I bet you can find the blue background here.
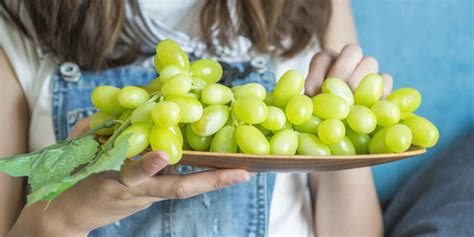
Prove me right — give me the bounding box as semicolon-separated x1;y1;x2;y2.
352;0;474;204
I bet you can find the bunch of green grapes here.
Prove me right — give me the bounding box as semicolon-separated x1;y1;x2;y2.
89;39;439;164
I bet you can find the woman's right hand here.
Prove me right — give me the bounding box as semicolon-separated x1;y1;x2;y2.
8;120;252;237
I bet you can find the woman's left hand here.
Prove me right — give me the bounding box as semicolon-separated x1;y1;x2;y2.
305;44;393;97
305;44;387;236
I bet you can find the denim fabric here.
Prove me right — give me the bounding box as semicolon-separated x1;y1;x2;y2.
384;130;474;237
51;57;277;237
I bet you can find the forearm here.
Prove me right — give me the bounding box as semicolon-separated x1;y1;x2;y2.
0;175;25;235
0;46;30;235
323;0;358;51
8;203;86;237
310;168;382;236
311;1;382;234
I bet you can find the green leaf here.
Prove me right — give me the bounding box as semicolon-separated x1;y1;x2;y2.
26;134;131;205
0;151;41;177
29;136;99;191
0;136;97;178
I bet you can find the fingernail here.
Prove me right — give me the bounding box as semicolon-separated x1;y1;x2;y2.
233;173;250;183
249;172;257;177
151;152;168;166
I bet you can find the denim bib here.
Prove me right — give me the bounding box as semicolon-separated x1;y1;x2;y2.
51;57;277;237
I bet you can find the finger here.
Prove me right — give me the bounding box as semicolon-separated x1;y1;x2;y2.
68;118;91;139
347;56;379;91
119;151;169;187
136;169;250;199
327;44;363;81
305;49;337;96
381;73;393;99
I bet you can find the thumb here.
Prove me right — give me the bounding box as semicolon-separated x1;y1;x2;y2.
119;151;169;187
68;118;91;139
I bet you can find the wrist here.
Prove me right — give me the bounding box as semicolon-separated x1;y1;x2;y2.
8;204;87;237
312;167;374;186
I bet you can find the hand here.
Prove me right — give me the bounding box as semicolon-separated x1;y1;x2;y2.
305;45;385;235
9;119;251;237
305;44;393;97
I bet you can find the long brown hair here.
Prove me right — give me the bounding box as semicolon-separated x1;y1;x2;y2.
1;0;331;71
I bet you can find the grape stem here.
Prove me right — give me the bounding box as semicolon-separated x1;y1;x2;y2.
101;119;131;150
100;93;160;150
229;99;240;128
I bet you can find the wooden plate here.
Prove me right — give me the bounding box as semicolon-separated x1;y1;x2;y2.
178;147;426;172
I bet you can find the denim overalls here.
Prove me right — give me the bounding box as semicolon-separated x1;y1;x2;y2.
52;56;277;237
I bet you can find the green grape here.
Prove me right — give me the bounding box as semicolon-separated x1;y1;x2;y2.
151;102;182;127
186;124;213;151
161;74;192;97
400;112;416;120
270;129;298;155
159;65;189;83
143;86;156;95
265;135;273;142
150;125;183;164
386;124;412;153
293;115;321;134
115;122;151;158
131;102;157;124
273;70;305;107
154;39;190;72
233;97;268;124
354;73;384;107
186;92;201;100
312;94;350;120
232;83;266;101
371;101;401;126
190;59;223;83
317;119;345;144
346;105;377;134
322;77;354;105
369;128;392;154
114;109;133;132
387;88;422;113
264;92;274;106
164;96;203;123
328;136;356;155
118;86;150;109
191;105;230;136
210;125;238;153
235;125;270;155
201;83;233;105
403;115;439;148
91;86;126;115
179;125;191;150
346;128;370;154
147;77;162;92
297;133;331;156
255;124;272;136
192;77;208;90
168;125;184;147
286;95;313;125
261;106;286;131
280;121;293;131
369;125;384;137
89;111;117;135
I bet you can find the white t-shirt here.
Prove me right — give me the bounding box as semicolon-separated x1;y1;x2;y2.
0;1;318;236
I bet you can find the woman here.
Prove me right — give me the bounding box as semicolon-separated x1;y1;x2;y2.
0;0;391;236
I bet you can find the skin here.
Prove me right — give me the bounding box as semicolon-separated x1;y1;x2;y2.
0;47;28;237
0;1;388;236
5;117;252;236
0;49;251;236
306;1;389;236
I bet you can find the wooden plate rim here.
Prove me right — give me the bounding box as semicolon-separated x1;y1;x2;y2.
182;147;426;160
